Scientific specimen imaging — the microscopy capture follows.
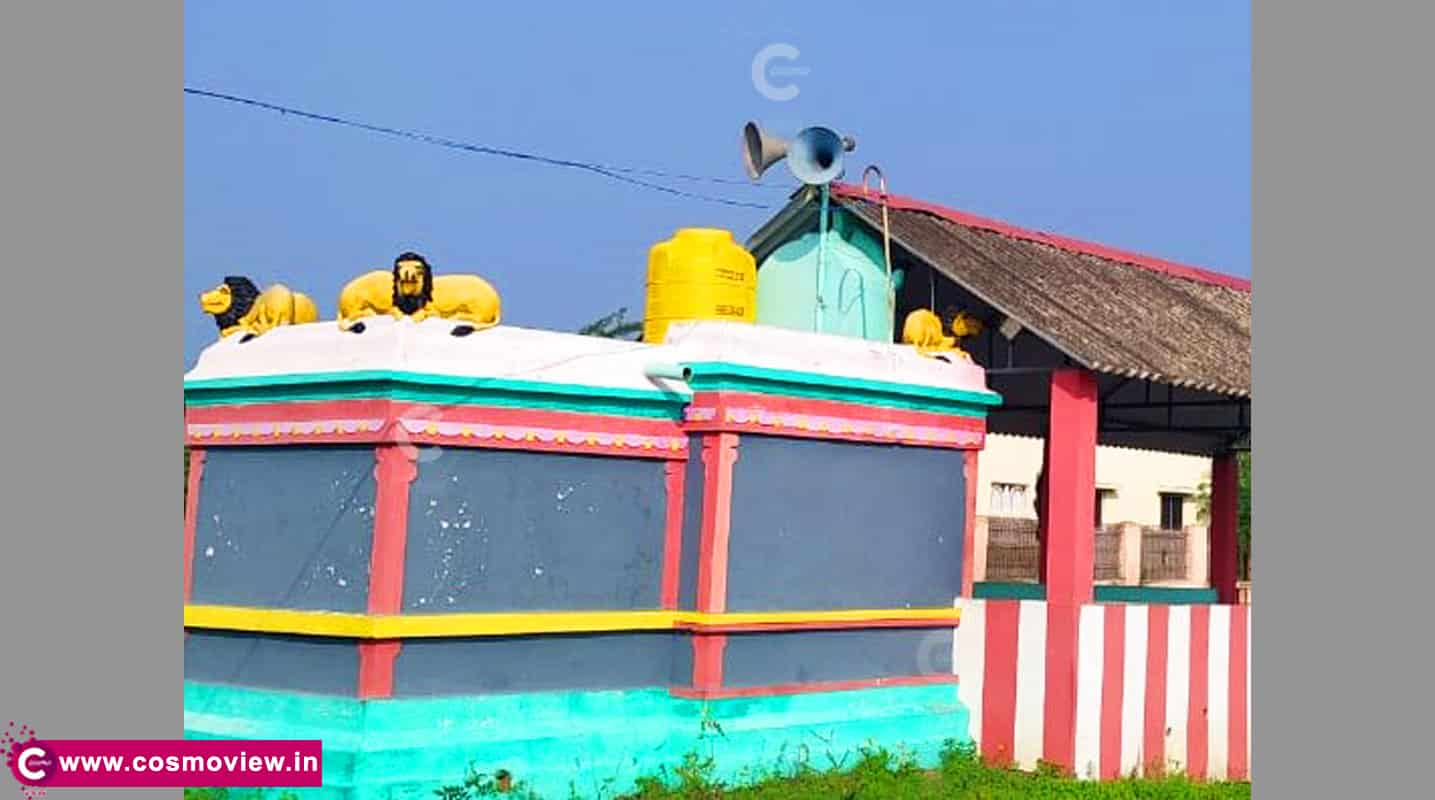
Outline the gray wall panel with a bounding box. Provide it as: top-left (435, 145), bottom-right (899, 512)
top-left (720, 627), bottom-right (954, 687)
top-left (677, 436), bottom-right (706, 610)
top-left (191, 446), bottom-right (376, 611)
top-left (725, 436), bottom-right (965, 611)
top-left (402, 447), bottom-right (668, 612)
top-left (392, 632), bottom-right (683, 696)
top-left (184, 630), bottom-right (359, 695)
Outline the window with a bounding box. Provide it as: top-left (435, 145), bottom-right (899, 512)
top-left (1159, 492), bottom-right (1186, 531)
top-left (991, 482), bottom-right (1028, 516)
top-left (1095, 489), bottom-right (1115, 527)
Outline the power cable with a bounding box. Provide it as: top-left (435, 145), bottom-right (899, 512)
top-left (184, 87), bottom-right (784, 209)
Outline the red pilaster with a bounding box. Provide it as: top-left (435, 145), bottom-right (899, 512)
top-left (358, 444), bottom-right (419, 699)
top-left (692, 635), bottom-right (727, 691)
top-left (961, 449), bottom-right (978, 598)
top-left (183, 448), bottom-right (206, 603)
top-left (660, 459), bottom-right (686, 609)
top-left (692, 433), bottom-right (739, 691)
top-left (1209, 453), bottom-right (1240, 604)
top-left (1042, 368), bottom-right (1098, 772)
top-left (695, 433), bottom-right (739, 615)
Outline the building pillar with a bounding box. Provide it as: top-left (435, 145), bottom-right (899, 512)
top-left (692, 432), bottom-right (739, 692)
top-left (962, 450), bottom-right (979, 597)
top-left (971, 516), bottom-right (990, 587)
top-left (1209, 452), bottom-right (1240, 604)
top-left (1185, 524), bottom-right (1209, 589)
top-left (358, 444), bottom-right (418, 699)
top-left (1043, 368), bottom-right (1098, 605)
top-left (1120, 522), bottom-right (1143, 586)
top-left (1042, 368), bottom-right (1098, 772)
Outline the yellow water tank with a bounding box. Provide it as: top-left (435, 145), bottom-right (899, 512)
top-left (642, 228), bottom-right (757, 343)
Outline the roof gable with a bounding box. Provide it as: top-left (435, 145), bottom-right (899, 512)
top-left (750, 185), bottom-right (1251, 398)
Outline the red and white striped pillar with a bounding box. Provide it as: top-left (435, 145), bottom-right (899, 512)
top-left (1042, 368), bottom-right (1098, 771)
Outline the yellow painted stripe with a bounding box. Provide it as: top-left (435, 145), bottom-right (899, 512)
top-left (184, 605), bottom-right (375, 637)
top-left (369, 610), bottom-right (676, 638)
top-left (183, 605), bottom-right (961, 639)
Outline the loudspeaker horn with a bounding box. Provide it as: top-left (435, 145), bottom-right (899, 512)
top-left (742, 121), bottom-right (856, 185)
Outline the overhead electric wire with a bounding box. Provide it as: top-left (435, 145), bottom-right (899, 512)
top-left (184, 87), bottom-right (784, 209)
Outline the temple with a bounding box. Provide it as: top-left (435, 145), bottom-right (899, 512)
top-left (184, 312), bottom-right (999, 798)
top-left (183, 170), bottom-right (1251, 795)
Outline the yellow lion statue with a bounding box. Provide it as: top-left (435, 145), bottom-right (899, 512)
top-left (199, 276), bottom-right (319, 340)
top-left (902, 308), bottom-right (983, 360)
top-left (337, 251), bottom-right (501, 336)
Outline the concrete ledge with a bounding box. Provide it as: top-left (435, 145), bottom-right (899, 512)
top-left (972, 583), bottom-right (1222, 605)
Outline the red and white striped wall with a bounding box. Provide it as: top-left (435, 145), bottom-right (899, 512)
top-left (955, 599), bottom-right (1250, 781)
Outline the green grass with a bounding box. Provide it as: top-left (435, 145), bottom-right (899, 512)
top-left (618, 744), bottom-right (1250, 800)
top-left (184, 792), bottom-right (299, 800)
top-left (183, 742), bottom-right (1251, 800)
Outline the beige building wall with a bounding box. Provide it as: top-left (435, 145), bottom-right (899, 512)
top-left (975, 433), bottom-right (1210, 529)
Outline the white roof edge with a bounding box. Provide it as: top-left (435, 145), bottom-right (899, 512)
top-left (185, 317), bottom-right (995, 399)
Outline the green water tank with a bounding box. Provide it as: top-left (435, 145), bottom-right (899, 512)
top-left (755, 212), bottom-right (896, 342)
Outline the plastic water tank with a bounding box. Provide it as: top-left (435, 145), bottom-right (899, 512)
top-left (643, 228), bottom-right (757, 343)
top-left (755, 213), bottom-right (894, 341)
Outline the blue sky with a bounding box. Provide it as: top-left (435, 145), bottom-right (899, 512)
top-left (184, 2), bottom-right (1249, 367)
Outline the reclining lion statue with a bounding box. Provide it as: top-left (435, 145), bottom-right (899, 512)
top-left (901, 307), bottom-right (983, 360)
top-left (337, 251), bottom-right (501, 336)
top-left (199, 276), bottom-right (319, 340)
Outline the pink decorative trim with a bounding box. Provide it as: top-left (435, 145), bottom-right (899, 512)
top-left (186, 418), bottom-right (385, 443)
top-left (395, 418), bottom-right (687, 458)
top-left (684, 391), bottom-right (985, 450)
top-left (184, 401), bottom-right (689, 459)
top-left (831, 183), bottom-right (1251, 292)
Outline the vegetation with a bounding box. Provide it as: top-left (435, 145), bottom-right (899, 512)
top-left (1237, 451), bottom-right (1251, 579)
top-left (184, 791), bottom-right (298, 800)
top-left (577, 307), bottom-right (643, 340)
top-left (619, 745), bottom-right (1249, 800)
top-left (1194, 451), bottom-right (1253, 581)
top-left (411, 743), bottom-right (1249, 800)
top-left (182, 743), bottom-right (1251, 799)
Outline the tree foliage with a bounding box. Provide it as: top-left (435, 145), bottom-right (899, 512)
top-left (1193, 451), bottom-right (1252, 580)
top-left (578, 307), bottom-right (643, 340)
top-left (1238, 450), bottom-right (1252, 579)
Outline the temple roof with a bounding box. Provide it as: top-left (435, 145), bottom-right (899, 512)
top-left (749, 184), bottom-right (1251, 399)
top-left (184, 317), bottom-right (998, 402)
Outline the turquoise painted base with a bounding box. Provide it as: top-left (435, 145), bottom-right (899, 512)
top-left (184, 682), bottom-right (971, 800)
